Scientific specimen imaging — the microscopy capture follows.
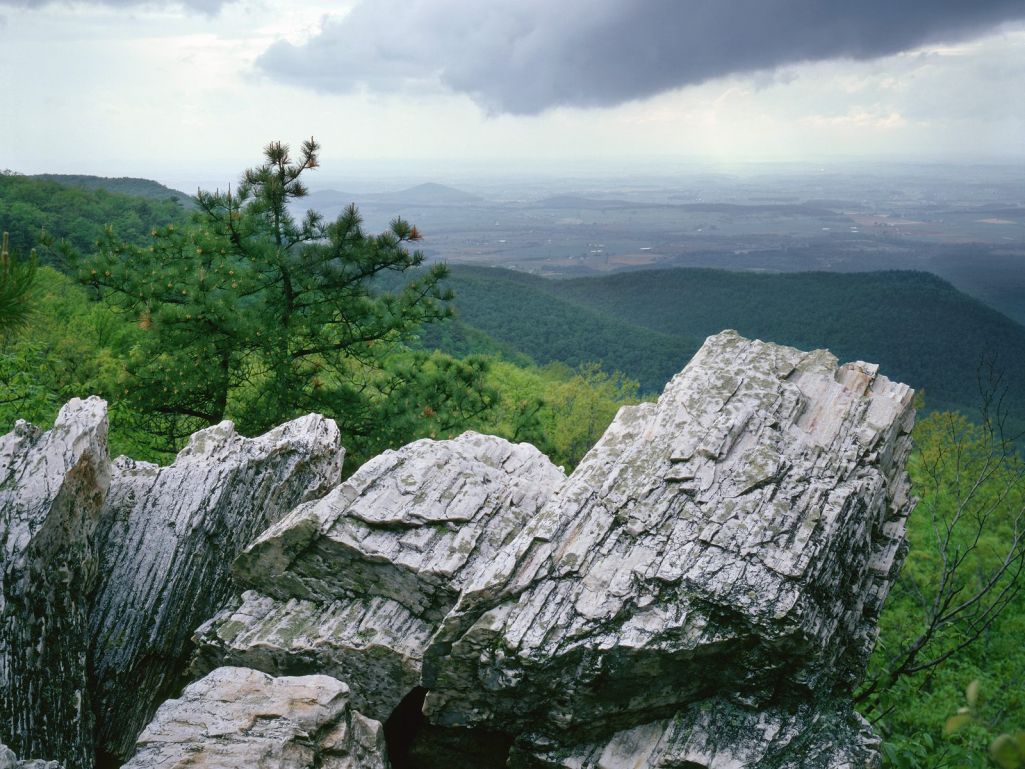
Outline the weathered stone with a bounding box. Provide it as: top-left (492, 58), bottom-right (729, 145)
top-left (0, 398), bottom-right (110, 769)
top-left (89, 415), bottom-right (344, 765)
top-left (509, 698), bottom-right (881, 769)
top-left (0, 742), bottom-right (64, 769)
top-left (422, 331), bottom-right (914, 764)
top-left (122, 666), bottom-right (388, 769)
top-left (193, 432), bottom-right (565, 721)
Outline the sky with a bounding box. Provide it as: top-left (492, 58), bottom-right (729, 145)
top-left (1, 0), bottom-right (1024, 189)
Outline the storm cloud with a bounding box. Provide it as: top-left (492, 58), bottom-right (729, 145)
top-left (258, 0), bottom-right (1025, 114)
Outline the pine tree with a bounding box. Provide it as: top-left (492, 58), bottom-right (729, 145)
top-left (76, 139), bottom-right (494, 458)
top-left (0, 231), bottom-right (37, 336)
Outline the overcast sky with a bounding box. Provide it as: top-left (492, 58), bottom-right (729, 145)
top-left (1, 0), bottom-right (1023, 188)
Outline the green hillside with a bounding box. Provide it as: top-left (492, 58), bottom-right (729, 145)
top-left (433, 266), bottom-right (1025, 423)
top-left (0, 173), bottom-right (190, 264)
top-left (419, 266), bottom-right (698, 392)
top-left (29, 174), bottom-right (194, 207)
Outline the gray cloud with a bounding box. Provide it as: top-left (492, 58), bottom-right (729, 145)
top-left (258, 0), bottom-right (1025, 114)
top-left (0, 0), bottom-right (229, 12)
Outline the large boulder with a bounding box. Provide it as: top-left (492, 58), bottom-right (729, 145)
top-left (89, 415), bottom-right (344, 765)
top-left (0, 398), bottom-right (110, 769)
top-left (421, 331), bottom-right (914, 765)
top-left (121, 667), bottom-right (388, 769)
top-left (193, 432), bottom-right (566, 723)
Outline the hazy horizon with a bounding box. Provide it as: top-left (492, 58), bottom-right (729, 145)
top-left (2, 1), bottom-right (1024, 181)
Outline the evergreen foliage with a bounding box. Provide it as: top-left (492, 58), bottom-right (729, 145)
top-left (0, 171), bottom-right (189, 265)
top-left (70, 140), bottom-right (493, 462)
top-left (0, 232), bottom-right (37, 336)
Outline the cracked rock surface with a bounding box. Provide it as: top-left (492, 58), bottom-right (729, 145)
top-left (0, 742), bottom-right (64, 769)
top-left (89, 415), bottom-right (344, 764)
top-left (193, 432), bottom-right (566, 721)
top-left (421, 331), bottom-right (914, 765)
top-left (121, 666), bottom-right (388, 769)
top-left (1, 398), bottom-right (109, 769)
top-left (3, 330), bottom-right (915, 769)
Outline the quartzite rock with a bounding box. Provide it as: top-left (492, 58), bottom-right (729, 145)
top-left (121, 666), bottom-right (388, 769)
top-left (0, 742), bottom-right (64, 769)
top-left (510, 698), bottom-right (881, 769)
top-left (421, 331), bottom-right (914, 765)
top-left (0, 398), bottom-right (110, 769)
top-left (193, 432), bottom-right (565, 721)
top-left (89, 415), bottom-right (344, 764)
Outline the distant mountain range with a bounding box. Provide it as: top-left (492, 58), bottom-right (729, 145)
top-left (424, 265), bottom-right (1025, 431)
top-left (7, 171), bottom-right (1024, 432)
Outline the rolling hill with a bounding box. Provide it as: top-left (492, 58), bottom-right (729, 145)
top-left (428, 266), bottom-right (1025, 426)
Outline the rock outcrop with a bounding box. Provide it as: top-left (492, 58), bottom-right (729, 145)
top-left (192, 432), bottom-right (566, 722)
top-left (1, 398), bottom-right (110, 769)
top-left (3, 331), bottom-right (916, 769)
top-left (422, 331), bottom-right (914, 765)
top-left (89, 416), bottom-right (344, 765)
top-left (1, 403), bottom-right (344, 769)
top-left (187, 331), bottom-right (913, 767)
top-left (121, 667), bottom-right (388, 769)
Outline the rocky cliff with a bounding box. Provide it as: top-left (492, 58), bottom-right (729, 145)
top-left (1, 398), bottom-right (109, 769)
top-left (0, 331), bottom-right (915, 769)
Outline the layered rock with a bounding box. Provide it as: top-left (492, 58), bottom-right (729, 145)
top-left (89, 416), bottom-right (344, 765)
top-left (510, 698), bottom-right (881, 769)
top-left (0, 742), bottom-right (64, 769)
top-left (420, 331), bottom-right (914, 765)
top-left (121, 666), bottom-right (388, 769)
top-left (193, 432), bottom-right (566, 722)
top-left (4, 330), bottom-right (915, 769)
top-left (0, 398), bottom-right (110, 769)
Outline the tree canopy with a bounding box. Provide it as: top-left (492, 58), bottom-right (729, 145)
top-left (72, 139), bottom-right (493, 460)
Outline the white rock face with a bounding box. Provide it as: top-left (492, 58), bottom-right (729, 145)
top-left (0, 398), bottom-right (109, 769)
top-left (89, 415), bottom-right (344, 764)
top-left (421, 331), bottom-right (914, 765)
top-left (3, 331), bottom-right (916, 769)
top-left (511, 699), bottom-right (881, 769)
top-left (194, 432), bottom-right (566, 721)
top-left (0, 742), bottom-right (64, 769)
top-left (121, 667), bottom-right (388, 769)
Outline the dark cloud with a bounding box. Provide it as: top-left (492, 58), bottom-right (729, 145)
top-left (0, 0), bottom-right (229, 12)
top-left (257, 0), bottom-right (1025, 114)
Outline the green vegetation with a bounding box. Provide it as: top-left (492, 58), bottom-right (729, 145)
top-left (865, 411), bottom-right (1025, 768)
top-left (65, 139), bottom-right (499, 464)
top-left (415, 267), bottom-right (697, 393)
top-left (0, 232), bottom-right (37, 336)
top-left (0, 171), bottom-right (189, 265)
top-left (429, 266), bottom-right (1025, 430)
top-left (2, 146), bottom-right (640, 471)
top-left (4, 157), bottom-right (1025, 768)
top-left (28, 173), bottom-right (195, 207)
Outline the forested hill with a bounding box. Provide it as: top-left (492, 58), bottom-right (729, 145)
top-left (0, 173), bottom-right (190, 263)
top-left (419, 268), bottom-right (698, 391)
top-left (28, 174), bottom-right (194, 207)
top-left (433, 265), bottom-right (1025, 421)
